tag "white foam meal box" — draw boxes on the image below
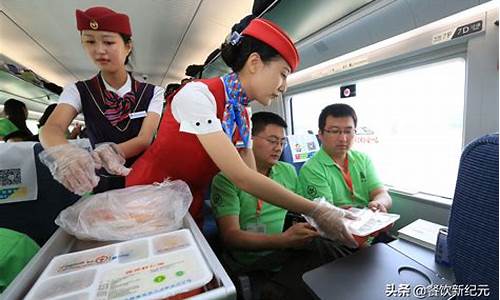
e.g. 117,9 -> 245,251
2,214 -> 236,300
25,229 -> 211,300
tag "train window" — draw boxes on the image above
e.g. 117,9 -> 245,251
290,57 -> 466,199
26,120 -> 39,135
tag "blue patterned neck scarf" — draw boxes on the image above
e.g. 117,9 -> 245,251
222,72 -> 250,148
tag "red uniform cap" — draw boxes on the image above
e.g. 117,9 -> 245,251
76,6 -> 132,36
242,18 -> 299,72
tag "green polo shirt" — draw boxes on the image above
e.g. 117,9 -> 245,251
0,118 -> 18,138
0,228 -> 39,293
211,162 -> 298,266
299,148 -> 383,207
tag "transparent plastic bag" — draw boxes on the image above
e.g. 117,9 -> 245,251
55,180 -> 192,241
304,197 -> 358,248
38,143 -> 100,195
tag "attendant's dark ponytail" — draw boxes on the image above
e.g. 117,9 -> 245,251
220,15 -> 280,72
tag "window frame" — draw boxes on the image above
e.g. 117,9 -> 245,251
284,44 -> 468,205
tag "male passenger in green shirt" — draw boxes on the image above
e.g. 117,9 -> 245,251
299,103 -> 392,212
211,112 -> 353,299
211,112 -> 318,269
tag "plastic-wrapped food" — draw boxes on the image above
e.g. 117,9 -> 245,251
305,197 -> 358,248
56,180 -> 192,241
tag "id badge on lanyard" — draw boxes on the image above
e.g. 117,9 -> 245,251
246,199 -> 267,233
340,156 -> 355,200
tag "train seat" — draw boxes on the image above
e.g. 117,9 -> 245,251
280,134 -> 321,173
447,133 -> 498,299
0,142 -> 79,246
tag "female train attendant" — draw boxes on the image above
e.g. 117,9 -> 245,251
126,18 -> 357,247
39,7 -> 163,195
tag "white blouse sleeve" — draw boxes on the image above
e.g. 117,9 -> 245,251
146,86 -> 165,115
171,81 -> 223,134
58,83 -> 82,113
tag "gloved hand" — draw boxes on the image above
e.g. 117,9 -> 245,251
39,143 -> 100,195
91,143 -> 131,176
307,199 -> 358,248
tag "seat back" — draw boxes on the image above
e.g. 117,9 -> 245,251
281,142 -> 305,172
280,134 -> 320,173
447,134 -> 498,299
0,143 -> 79,245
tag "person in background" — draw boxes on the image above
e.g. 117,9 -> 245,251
0,99 -> 33,141
299,103 -> 392,212
163,83 -> 181,111
0,228 -> 39,293
31,104 -> 82,142
180,77 -> 193,85
164,83 -> 181,99
39,6 -> 164,195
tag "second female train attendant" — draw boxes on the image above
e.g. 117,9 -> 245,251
39,7 -> 163,195
127,18 -> 357,247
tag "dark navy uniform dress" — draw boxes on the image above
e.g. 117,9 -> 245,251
76,73 -> 155,166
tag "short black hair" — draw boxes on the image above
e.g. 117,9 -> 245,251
251,112 -> 287,136
38,103 -> 57,128
166,83 -> 181,91
4,98 -> 26,117
3,98 -> 31,134
318,103 -> 358,131
165,83 -> 181,98
181,78 -> 192,85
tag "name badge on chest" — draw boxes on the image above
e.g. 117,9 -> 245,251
247,199 -> 267,233
129,111 -> 147,119
246,222 -> 267,234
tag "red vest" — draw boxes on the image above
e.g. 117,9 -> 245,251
126,77 -> 248,224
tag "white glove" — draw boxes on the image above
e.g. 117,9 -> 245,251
307,199 -> 358,248
39,143 -> 100,195
92,143 -> 131,176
